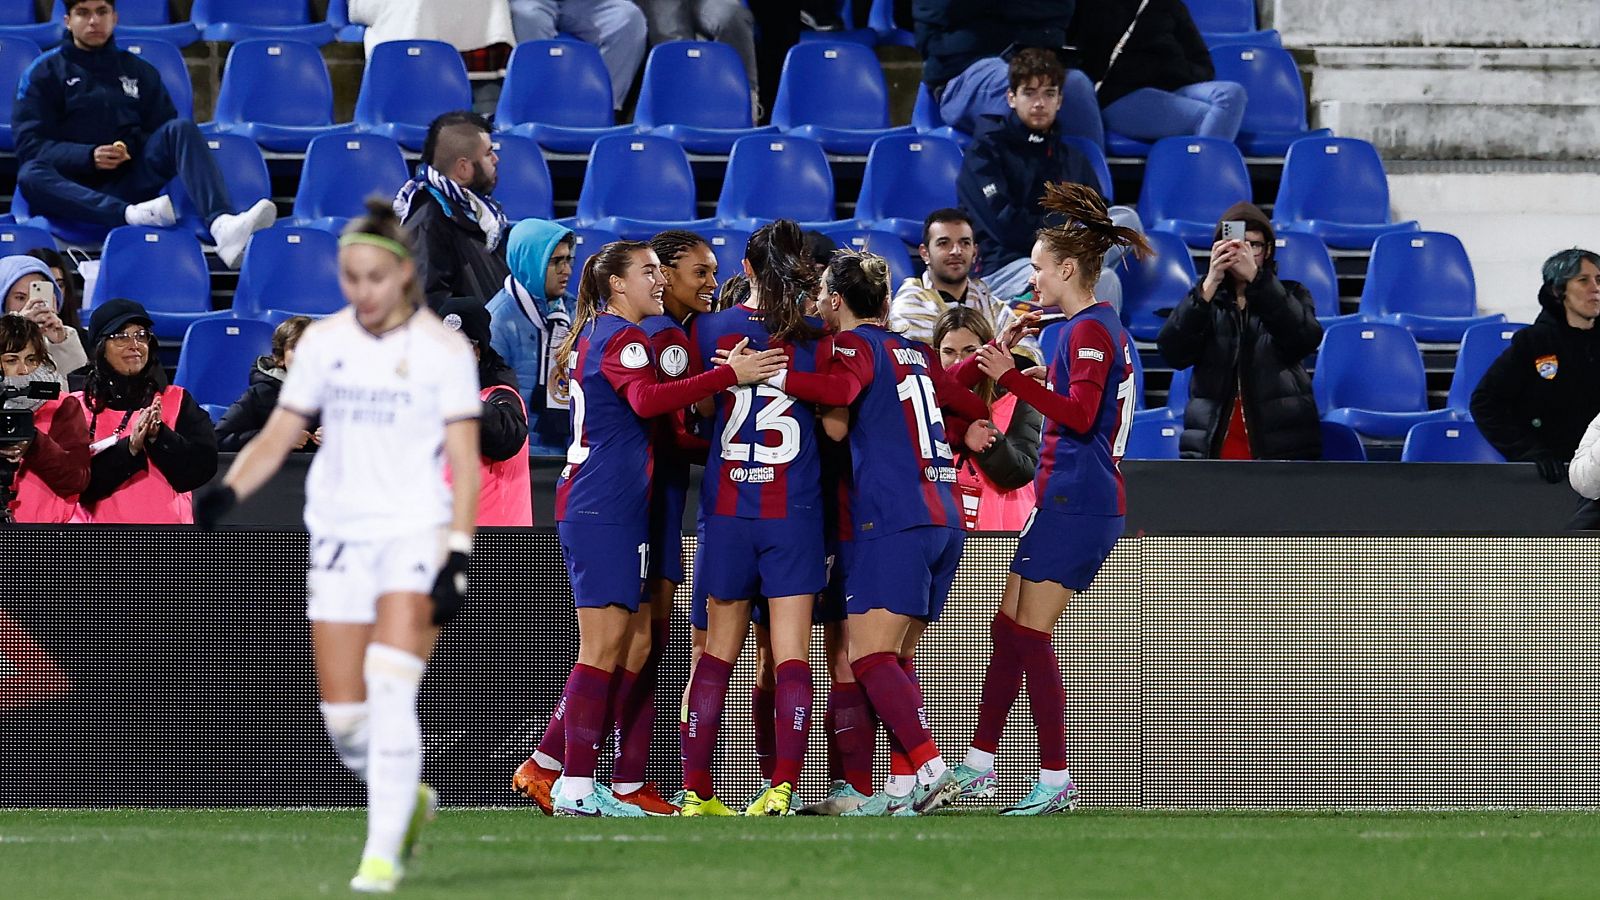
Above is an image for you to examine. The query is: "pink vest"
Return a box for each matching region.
[11,396,83,524]
[957,392,1037,531]
[447,386,534,527]
[72,385,193,524]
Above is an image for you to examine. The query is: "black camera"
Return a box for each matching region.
[0,408,36,446]
[0,379,61,522]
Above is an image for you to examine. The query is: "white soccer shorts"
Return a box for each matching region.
[306,529,445,624]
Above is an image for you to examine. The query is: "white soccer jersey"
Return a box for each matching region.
[278,308,481,540]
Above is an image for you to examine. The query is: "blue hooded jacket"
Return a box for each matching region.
[486,219,575,456]
[0,254,63,308]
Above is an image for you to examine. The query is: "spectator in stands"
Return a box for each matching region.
[487,219,576,454]
[509,0,648,113]
[346,0,516,60]
[933,307,1039,530]
[73,298,217,523]
[25,248,82,331]
[439,298,532,526]
[396,112,512,307]
[1155,202,1323,460]
[216,316,315,454]
[0,255,86,381]
[1072,0,1247,144]
[1473,248,1600,484]
[635,1,760,120]
[890,208,1040,365]
[13,0,276,269]
[956,49,1142,306]
[803,230,836,274]
[1,315,89,523]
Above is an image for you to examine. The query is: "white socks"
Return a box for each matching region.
[1040,768,1072,788]
[562,776,596,802]
[885,775,915,798]
[962,748,995,772]
[532,750,562,771]
[916,757,948,786]
[361,643,425,866]
[124,195,176,228]
[319,701,369,780]
[210,198,277,269]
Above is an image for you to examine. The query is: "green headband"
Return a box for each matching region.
[339,232,412,260]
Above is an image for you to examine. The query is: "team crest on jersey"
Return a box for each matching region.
[1535,354,1559,380]
[120,76,140,99]
[660,345,689,377]
[620,342,650,369]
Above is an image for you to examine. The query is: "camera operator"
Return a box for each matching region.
[1,314,89,523]
[0,255,86,383]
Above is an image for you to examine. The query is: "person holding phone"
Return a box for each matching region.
[0,255,86,382]
[1155,202,1323,460]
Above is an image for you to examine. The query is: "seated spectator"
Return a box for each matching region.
[1072,0,1247,144]
[1473,249,1600,485]
[636,0,760,120]
[439,298,532,526]
[1155,202,1323,460]
[933,307,1039,530]
[25,248,83,329]
[396,112,512,307]
[13,0,276,267]
[487,219,576,454]
[956,49,1143,306]
[890,208,1040,365]
[0,255,86,381]
[215,316,315,453]
[346,0,516,58]
[72,298,217,523]
[1,315,89,523]
[508,0,647,113]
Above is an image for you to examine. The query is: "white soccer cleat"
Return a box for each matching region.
[124,195,176,228]
[210,198,278,269]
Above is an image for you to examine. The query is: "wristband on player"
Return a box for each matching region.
[446,530,473,555]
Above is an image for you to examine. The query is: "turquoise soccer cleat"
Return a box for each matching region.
[911,769,960,815]
[798,780,870,816]
[1000,781,1079,816]
[841,790,913,817]
[951,764,998,800]
[554,785,649,818]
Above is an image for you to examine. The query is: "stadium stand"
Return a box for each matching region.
[700,226,753,282]
[715,135,838,230]
[1062,136,1115,200]
[634,41,775,154]
[823,227,914,286]
[1357,231,1505,341]
[289,134,409,232]
[1318,420,1368,461]
[51,0,200,46]
[169,133,274,241]
[190,0,335,46]
[0,37,39,153]
[1138,136,1254,248]
[1273,137,1421,250]
[0,4,63,45]
[1210,44,1332,156]
[852,134,964,245]
[353,40,474,151]
[122,38,193,121]
[771,41,916,154]
[1445,321,1525,416]
[1400,420,1505,463]
[489,135,557,223]
[1166,366,1192,414]
[173,317,275,414]
[496,40,637,154]
[1124,409,1181,459]
[207,39,357,152]
[570,226,621,280]
[231,227,344,323]
[1271,231,1348,322]
[574,134,715,238]
[1313,321,1459,438]
[88,226,223,339]
[1117,230,1199,341]
[324,0,367,44]
[0,223,56,255]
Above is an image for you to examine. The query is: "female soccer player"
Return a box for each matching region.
[549,240,784,817]
[194,200,484,893]
[950,183,1149,815]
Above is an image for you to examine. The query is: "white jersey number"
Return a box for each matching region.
[1111,371,1136,459]
[896,374,952,462]
[720,385,801,465]
[565,353,590,465]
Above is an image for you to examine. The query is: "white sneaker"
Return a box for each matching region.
[124,195,176,228]
[210,198,277,269]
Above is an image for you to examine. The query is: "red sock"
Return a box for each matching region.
[752,684,777,782]
[607,668,640,782]
[900,657,927,733]
[681,653,733,797]
[536,667,579,764]
[615,621,668,786]
[562,664,613,780]
[972,612,1025,755]
[829,681,876,795]
[824,709,840,783]
[1016,624,1067,771]
[772,660,812,786]
[852,652,937,770]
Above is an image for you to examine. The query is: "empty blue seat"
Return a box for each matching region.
[170,133,273,240]
[715,135,837,229]
[1271,231,1350,322]
[1447,321,1525,415]
[1105,133,1154,159]
[1124,409,1181,459]
[191,0,334,45]
[0,5,61,45]
[291,134,409,231]
[1401,420,1504,463]
[1358,231,1505,341]
[1184,0,1255,34]
[1200,29,1282,49]
[575,134,715,239]
[699,227,751,283]
[122,38,192,120]
[1117,230,1198,341]
[208,39,356,151]
[9,186,111,247]
[1211,44,1332,156]
[772,42,917,154]
[354,41,472,151]
[1273,137,1420,250]
[1319,420,1367,461]
[1312,321,1458,438]
[570,227,621,280]
[1166,366,1192,413]
[1062,137,1114,201]
[496,40,636,153]
[0,37,40,152]
[911,82,971,149]
[325,0,366,44]
[823,228,914,286]
[174,317,276,409]
[490,134,555,223]
[635,41,775,153]
[1139,137,1252,248]
[232,227,343,321]
[0,223,56,254]
[52,0,198,45]
[89,226,224,339]
[854,134,963,245]
[868,0,914,47]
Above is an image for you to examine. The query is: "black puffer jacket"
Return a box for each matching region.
[1471,296,1600,465]
[913,0,1074,88]
[215,356,318,452]
[1070,0,1214,108]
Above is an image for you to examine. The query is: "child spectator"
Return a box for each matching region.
[216,316,315,453]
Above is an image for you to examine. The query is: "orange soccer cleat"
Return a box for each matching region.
[612,782,681,816]
[512,757,560,815]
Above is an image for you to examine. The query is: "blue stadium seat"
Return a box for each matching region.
[868,0,914,47]
[1401,420,1505,463]
[190,0,334,45]
[1184,0,1255,34]
[490,134,555,223]
[88,226,225,339]
[1167,366,1192,414]
[0,223,56,254]
[1105,133,1154,159]
[823,228,914,286]
[232,227,343,321]
[1447,321,1525,416]
[1358,231,1505,341]
[1273,137,1420,250]
[772,42,917,154]
[1037,324,1144,407]
[325,0,366,44]
[1200,29,1282,49]
[1116,230,1198,341]
[911,81,972,149]
[496,41,636,153]
[174,318,276,409]
[290,134,409,231]
[570,227,621,280]
[1124,409,1181,459]
[0,4,62,45]
[1319,420,1367,461]
[715,135,837,229]
[170,133,273,240]
[354,41,472,151]
[853,134,964,245]
[700,227,751,283]
[1271,231,1353,323]
[0,37,40,152]
[575,134,715,239]
[1211,44,1332,156]
[122,38,192,120]
[1062,137,1114,201]
[1312,321,1458,438]
[1138,137,1253,248]
[9,186,111,247]
[635,41,776,153]
[52,0,199,46]
[208,39,357,152]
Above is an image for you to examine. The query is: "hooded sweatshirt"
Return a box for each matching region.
[486,219,576,454]
[1471,284,1600,464]
[0,254,87,379]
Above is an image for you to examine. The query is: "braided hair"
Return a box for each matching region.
[1036,182,1151,288]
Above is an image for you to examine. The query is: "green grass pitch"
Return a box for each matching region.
[5,809,1600,898]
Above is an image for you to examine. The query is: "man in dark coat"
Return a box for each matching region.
[1156,202,1324,460]
[396,112,512,307]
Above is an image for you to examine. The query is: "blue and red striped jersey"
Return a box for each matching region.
[820,427,853,543]
[639,312,703,484]
[554,314,659,525]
